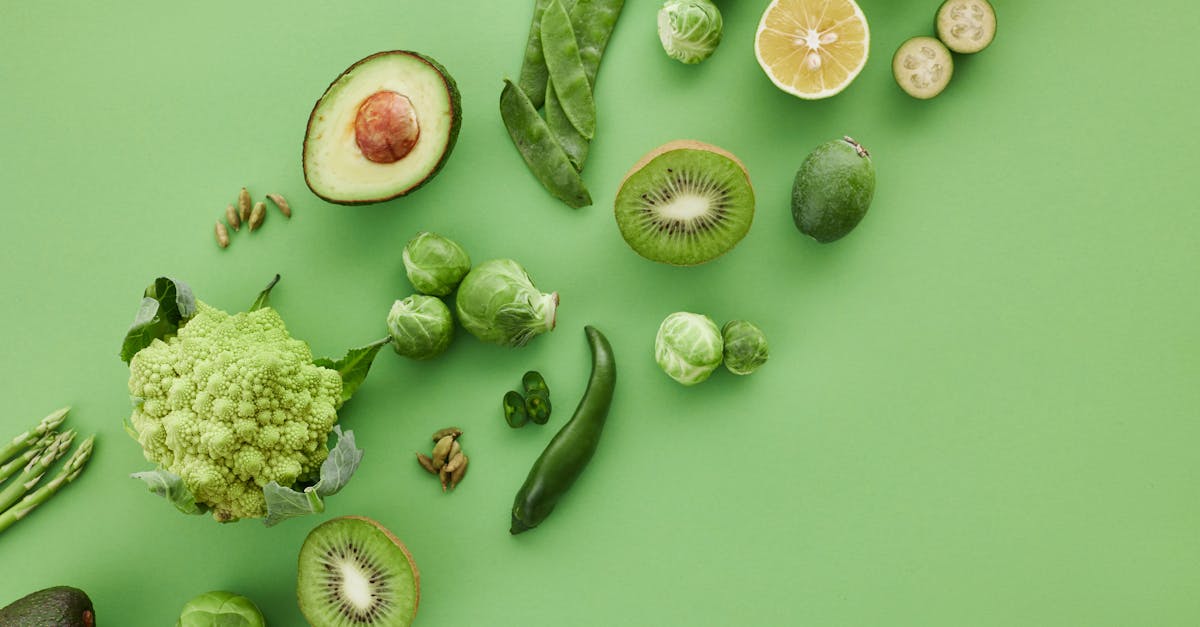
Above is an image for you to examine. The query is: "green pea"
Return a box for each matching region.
[544,0,627,170]
[540,0,595,140]
[504,390,530,428]
[499,79,592,208]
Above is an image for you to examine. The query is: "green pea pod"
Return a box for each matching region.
[540,0,595,140]
[545,0,627,170]
[522,370,550,396]
[504,391,530,428]
[511,326,615,534]
[517,0,553,110]
[499,79,592,208]
[526,392,552,425]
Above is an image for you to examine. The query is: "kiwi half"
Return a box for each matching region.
[615,140,755,266]
[298,516,420,627]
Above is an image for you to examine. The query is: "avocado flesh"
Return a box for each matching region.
[0,586,94,627]
[303,51,462,205]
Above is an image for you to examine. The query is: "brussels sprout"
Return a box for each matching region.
[655,312,723,385]
[456,259,558,347]
[402,231,471,296]
[387,295,455,360]
[722,320,769,375]
[657,0,724,64]
[177,590,265,627]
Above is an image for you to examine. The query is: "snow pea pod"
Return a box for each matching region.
[541,0,595,140]
[545,0,627,170]
[517,0,553,110]
[510,326,616,534]
[500,80,592,208]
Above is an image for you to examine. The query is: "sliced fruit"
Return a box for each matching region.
[792,136,876,243]
[936,0,997,54]
[892,36,954,99]
[754,0,870,99]
[615,140,754,266]
[298,515,420,627]
[303,51,462,205]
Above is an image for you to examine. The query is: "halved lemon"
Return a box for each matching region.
[755,0,870,99]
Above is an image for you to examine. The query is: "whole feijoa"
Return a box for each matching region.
[791,137,876,243]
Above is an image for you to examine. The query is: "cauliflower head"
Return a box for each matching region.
[127,301,343,522]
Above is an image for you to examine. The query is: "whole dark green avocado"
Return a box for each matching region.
[0,586,95,626]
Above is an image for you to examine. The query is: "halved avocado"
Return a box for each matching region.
[303,51,462,205]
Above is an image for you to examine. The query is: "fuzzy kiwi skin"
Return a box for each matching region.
[614,140,755,266]
[297,515,421,627]
[791,137,876,243]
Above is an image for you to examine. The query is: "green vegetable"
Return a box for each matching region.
[517,0,555,110]
[122,276,380,525]
[526,393,552,425]
[402,232,471,297]
[511,326,615,534]
[0,587,94,627]
[0,435,94,535]
[541,0,596,140]
[654,312,723,385]
[0,432,53,486]
[544,0,627,170]
[177,590,265,627]
[504,391,530,428]
[522,370,550,396]
[0,430,75,514]
[387,295,455,360]
[456,259,559,347]
[500,79,593,208]
[657,0,723,64]
[721,320,769,375]
[120,277,195,363]
[0,406,67,468]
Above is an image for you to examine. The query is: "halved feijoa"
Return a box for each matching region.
[303,51,462,205]
[298,515,420,627]
[936,0,996,54]
[892,36,954,100]
[615,140,755,266]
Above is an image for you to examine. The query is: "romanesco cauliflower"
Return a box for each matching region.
[127,301,343,522]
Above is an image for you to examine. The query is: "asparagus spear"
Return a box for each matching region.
[0,435,94,534]
[0,407,69,466]
[0,431,54,485]
[0,430,75,513]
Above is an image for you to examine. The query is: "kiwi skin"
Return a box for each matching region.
[615,140,755,266]
[297,515,421,627]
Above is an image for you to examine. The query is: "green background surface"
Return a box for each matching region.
[2,1,1198,624]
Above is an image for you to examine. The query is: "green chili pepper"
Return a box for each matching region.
[540,0,595,140]
[510,326,615,534]
[522,370,550,396]
[504,391,530,428]
[526,392,552,425]
[499,79,592,208]
[544,0,627,170]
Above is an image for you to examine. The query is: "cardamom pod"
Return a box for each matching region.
[215,221,230,248]
[225,204,240,231]
[431,435,454,470]
[249,201,266,231]
[448,454,469,490]
[439,465,451,492]
[448,439,461,462]
[444,452,465,474]
[266,193,292,218]
[238,187,252,221]
[416,452,437,475]
[432,427,462,442]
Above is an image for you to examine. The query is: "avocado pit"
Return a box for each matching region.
[355,90,420,163]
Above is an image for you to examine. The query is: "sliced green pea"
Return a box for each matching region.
[499,79,592,208]
[504,390,530,428]
[540,0,595,140]
[522,370,550,396]
[526,392,552,425]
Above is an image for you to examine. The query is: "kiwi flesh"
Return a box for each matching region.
[615,140,755,266]
[298,515,420,627]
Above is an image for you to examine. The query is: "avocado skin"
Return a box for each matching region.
[302,50,463,206]
[0,586,95,626]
